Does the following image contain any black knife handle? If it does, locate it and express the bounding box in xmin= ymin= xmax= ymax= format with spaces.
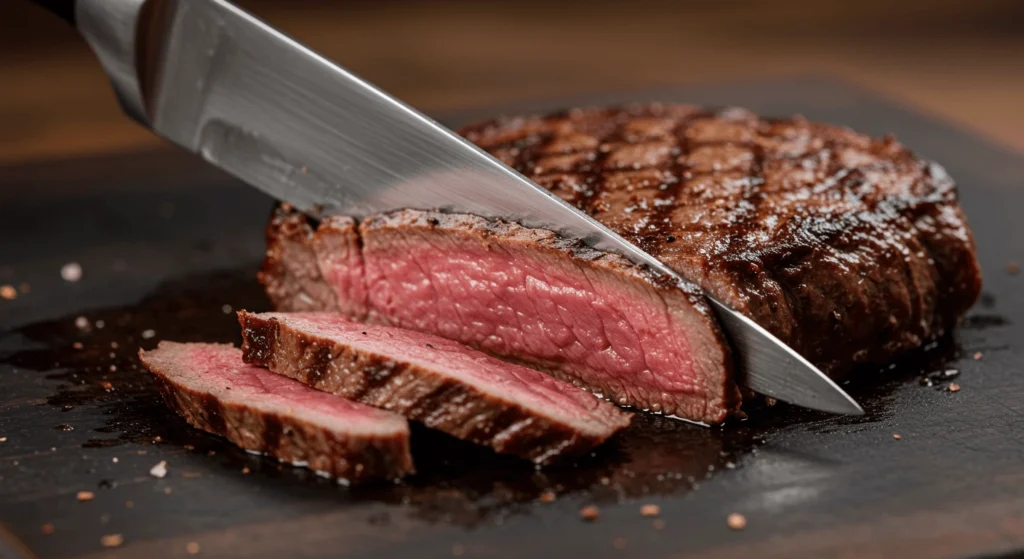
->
xmin=29 ymin=0 xmax=76 ymax=24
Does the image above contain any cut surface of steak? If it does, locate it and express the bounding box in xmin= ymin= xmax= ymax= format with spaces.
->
xmin=139 ymin=342 xmax=414 ymax=482
xmin=260 ymin=209 xmax=738 ymax=424
xmin=460 ymin=104 xmax=982 ymax=376
xmin=238 ymin=311 xmax=632 ymax=463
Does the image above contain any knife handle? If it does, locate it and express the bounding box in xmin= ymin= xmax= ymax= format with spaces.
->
xmin=30 ymin=0 xmax=76 ymax=24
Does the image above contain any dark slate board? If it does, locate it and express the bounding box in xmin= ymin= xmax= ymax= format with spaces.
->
xmin=0 ymin=76 xmax=1021 ymax=559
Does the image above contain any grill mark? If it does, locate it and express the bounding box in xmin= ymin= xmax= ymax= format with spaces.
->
xmin=199 ymin=393 xmax=227 ymax=434
xmin=239 ymin=315 xmax=279 ymax=367
xmin=262 ymin=413 xmax=284 ymax=452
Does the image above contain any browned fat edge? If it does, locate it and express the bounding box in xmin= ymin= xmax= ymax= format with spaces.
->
xmin=238 ymin=311 xmax=279 ymax=367
xmin=236 ymin=312 xmax=623 ymax=463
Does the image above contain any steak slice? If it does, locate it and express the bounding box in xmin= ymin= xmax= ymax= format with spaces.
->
xmin=460 ymin=104 xmax=982 ymax=376
xmin=260 ymin=209 xmax=738 ymax=424
xmin=139 ymin=342 xmax=414 ymax=482
xmin=238 ymin=311 xmax=632 ymax=463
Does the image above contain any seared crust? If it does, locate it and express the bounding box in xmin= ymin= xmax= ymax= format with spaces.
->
xmin=239 ymin=312 xmax=633 ymax=464
xmin=460 ymin=104 xmax=982 ymax=376
xmin=140 ymin=342 xmax=414 ymax=482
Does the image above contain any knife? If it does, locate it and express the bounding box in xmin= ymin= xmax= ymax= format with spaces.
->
xmin=34 ymin=0 xmax=863 ymax=416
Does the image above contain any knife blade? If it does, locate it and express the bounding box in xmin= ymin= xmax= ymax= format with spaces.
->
xmin=64 ymin=0 xmax=862 ymax=415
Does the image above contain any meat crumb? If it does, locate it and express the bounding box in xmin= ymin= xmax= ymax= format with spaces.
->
xmin=100 ymin=381 xmax=113 ymax=391
xmin=974 ymin=352 xmax=984 ymax=360
xmin=61 ymin=262 xmax=83 ymax=282
xmin=164 ymin=487 xmax=173 ymax=495
xmin=727 ymin=513 xmax=747 ymax=530
xmin=241 ymin=466 xmax=251 ymax=475
xmin=125 ymin=501 xmax=134 ymax=509
xmin=538 ymin=490 xmax=556 ymax=503
xmin=452 ymin=543 xmax=464 ymax=557
xmin=112 ymin=457 xmax=118 ymax=463
xmin=186 ymin=542 xmax=201 ymax=555
xmin=72 ymin=342 xmax=83 ymax=350
xmin=0 ymin=285 xmax=16 ymax=300
xmin=221 ymin=304 xmax=233 ymax=314
xmin=652 ymin=519 xmax=666 ymax=530
xmin=580 ymin=505 xmax=600 ymax=521
xmin=77 ymin=491 xmax=95 ymax=502
xmin=0 ymin=437 xmax=6 ymax=443
xmin=640 ymin=504 xmax=661 ymax=517
xmin=75 ymin=316 xmax=90 ymax=330
xmin=612 ymin=537 xmax=627 ymax=550
xmin=41 ymin=523 xmax=54 ymax=535
xmin=1009 ymin=262 xmax=1020 ymax=275
xmin=949 ymin=383 xmax=961 ymax=393
xmin=100 ymin=534 xmax=124 ymax=548
xmin=141 ymin=329 xmax=156 ymax=339
xmin=893 ymin=434 xmax=902 ymax=440
xmin=19 ymin=283 xmax=30 ymax=294
xmin=150 ymin=460 xmax=168 ymax=478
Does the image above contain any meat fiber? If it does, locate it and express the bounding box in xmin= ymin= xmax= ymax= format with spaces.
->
xmin=139 ymin=342 xmax=414 ymax=482
xmin=260 ymin=209 xmax=738 ymax=424
xmin=238 ymin=311 xmax=632 ymax=463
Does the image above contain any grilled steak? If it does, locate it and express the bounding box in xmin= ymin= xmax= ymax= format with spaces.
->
xmin=139 ymin=342 xmax=414 ymax=482
xmin=260 ymin=104 xmax=982 ymax=422
xmin=260 ymin=209 xmax=738 ymax=424
xmin=238 ymin=311 xmax=632 ymax=463
xmin=461 ymin=104 xmax=982 ymax=375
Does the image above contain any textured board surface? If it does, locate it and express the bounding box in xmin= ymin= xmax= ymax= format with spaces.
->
xmin=0 ymin=77 xmax=1022 ymax=559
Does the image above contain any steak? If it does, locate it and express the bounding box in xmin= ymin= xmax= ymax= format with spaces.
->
xmin=139 ymin=342 xmax=414 ymax=482
xmin=260 ymin=209 xmax=738 ymax=424
xmin=460 ymin=104 xmax=982 ymax=375
xmin=238 ymin=311 xmax=632 ymax=463
xmin=260 ymin=103 xmax=982 ymax=422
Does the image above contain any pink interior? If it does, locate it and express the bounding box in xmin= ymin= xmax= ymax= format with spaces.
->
xmin=173 ymin=344 xmax=402 ymax=431
xmin=265 ymin=313 xmax=614 ymax=424
xmin=350 ymin=235 xmax=703 ymax=405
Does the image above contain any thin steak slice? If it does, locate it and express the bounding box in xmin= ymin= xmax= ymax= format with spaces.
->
xmin=238 ymin=311 xmax=632 ymax=463
xmin=260 ymin=209 xmax=738 ymax=424
xmin=139 ymin=342 xmax=414 ymax=482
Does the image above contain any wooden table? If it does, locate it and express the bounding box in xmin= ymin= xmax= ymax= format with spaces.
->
xmin=2 ymin=0 xmax=1024 ymax=164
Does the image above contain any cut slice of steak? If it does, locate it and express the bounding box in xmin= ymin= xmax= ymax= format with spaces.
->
xmin=139 ymin=342 xmax=414 ymax=482
xmin=260 ymin=208 xmax=739 ymax=424
xmin=238 ymin=311 xmax=632 ymax=463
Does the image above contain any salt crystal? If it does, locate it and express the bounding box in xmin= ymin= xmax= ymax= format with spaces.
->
xmin=60 ymin=262 xmax=82 ymax=282
xmin=150 ymin=460 xmax=168 ymax=478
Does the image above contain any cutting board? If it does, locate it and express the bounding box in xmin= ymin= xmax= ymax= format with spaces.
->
xmin=1 ymin=77 xmax=1021 ymax=559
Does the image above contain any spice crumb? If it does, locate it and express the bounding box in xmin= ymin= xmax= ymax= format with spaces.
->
xmin=100 ymin=534 xmax=124 ymax=548
xmin=974 ymin=352 xmax=983 ymax=361
xmin=61 ymin=262 xmax=83 ymax=282
xmin=1009 ymin=262 xmax=1020 ymax=275
xmin=640 ymin=504 xmax=661 ymax=517
xmin=893 ymin=434 xmax=902 ymax=440
xmin=76 ymin=491 xmax=95 ymax=502
xmin=186 ymin=542 xmax=200 ymax=555
xmin=150 ymin=460 xmax=168 ymax=478
xmin=652 ymin=519 xmax=665 ymax=530
xmin=612 ymin=537 xmax=627 ymax=550
xmin=538 ymin=490 xmax=556 ymax=503
xmin=0 ymin=285 xmax=16 ymax=300
xmin=580 ymin=505 xmax=600 ymax=521
xmin=727 ymin=513 xmax=747 ymax=530
xmin=41 ymin=523 xmax=54 ymax=535
xmin=949 ymin=383 xmax=961 ymax=393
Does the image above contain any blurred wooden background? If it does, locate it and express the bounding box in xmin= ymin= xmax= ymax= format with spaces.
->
xmin=2 ymin=0 xmax=1024 ymax=164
